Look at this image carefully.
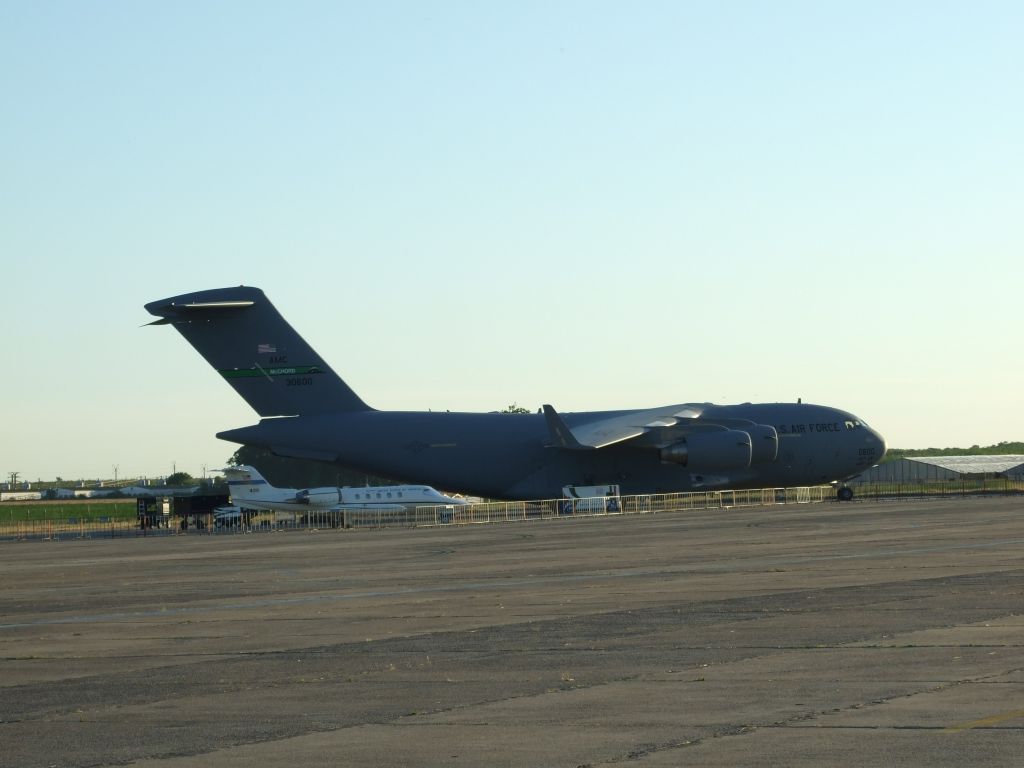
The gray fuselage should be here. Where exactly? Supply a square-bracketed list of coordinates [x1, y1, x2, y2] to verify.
[220, 402, 886, 500]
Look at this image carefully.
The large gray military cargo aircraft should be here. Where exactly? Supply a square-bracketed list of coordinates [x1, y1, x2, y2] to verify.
[145, 287, 886, 500]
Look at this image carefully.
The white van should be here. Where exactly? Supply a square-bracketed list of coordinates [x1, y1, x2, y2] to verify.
[560, 484, 621, 514]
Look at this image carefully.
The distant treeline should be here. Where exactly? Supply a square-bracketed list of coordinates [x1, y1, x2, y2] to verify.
[883, 442, 1024, 462]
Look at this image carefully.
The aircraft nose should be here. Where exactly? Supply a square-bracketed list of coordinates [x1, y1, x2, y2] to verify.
[870, 427, 887, 463]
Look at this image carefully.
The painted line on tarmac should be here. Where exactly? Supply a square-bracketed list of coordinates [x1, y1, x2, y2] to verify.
[945, 708, 1024, 732]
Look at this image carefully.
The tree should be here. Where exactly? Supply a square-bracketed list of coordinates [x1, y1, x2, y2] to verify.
[198, 476, 227, 493]
[882, 441, 1024, 462]
[500, 402, 531, 414]
[166, 471, 195, 487]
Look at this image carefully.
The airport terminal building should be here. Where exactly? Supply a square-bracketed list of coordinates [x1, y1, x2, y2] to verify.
[852, 455, 1024, 484]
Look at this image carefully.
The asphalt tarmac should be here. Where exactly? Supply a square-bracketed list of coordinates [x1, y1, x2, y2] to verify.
[2, 496, 1023, 767]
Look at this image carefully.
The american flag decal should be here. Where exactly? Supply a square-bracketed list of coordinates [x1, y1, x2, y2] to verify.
[257, 343, 277, 354]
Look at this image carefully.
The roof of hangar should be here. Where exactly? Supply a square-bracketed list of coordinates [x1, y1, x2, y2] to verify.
[903, 455, 1024, 474]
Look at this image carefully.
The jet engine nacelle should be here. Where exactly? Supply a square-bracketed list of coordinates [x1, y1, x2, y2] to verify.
[660, 429, 753, 470]
[295, 488, 340, 506]
[747, 424, 779, 463]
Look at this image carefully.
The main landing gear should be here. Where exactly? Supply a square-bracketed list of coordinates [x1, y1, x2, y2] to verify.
[836, 486, 855, 502]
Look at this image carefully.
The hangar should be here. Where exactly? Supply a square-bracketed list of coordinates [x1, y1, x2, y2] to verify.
[852, 455, 1024, 484]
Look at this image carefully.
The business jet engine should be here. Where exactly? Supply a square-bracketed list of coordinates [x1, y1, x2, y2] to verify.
[294, 488, 341, 505]
[659, 424, 778, 469]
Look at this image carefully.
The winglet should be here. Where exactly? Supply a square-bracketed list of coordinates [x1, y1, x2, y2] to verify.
[543, 404, 588, 449]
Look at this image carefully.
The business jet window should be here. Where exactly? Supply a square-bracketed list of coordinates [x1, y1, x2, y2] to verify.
[386, 492, 392, 498]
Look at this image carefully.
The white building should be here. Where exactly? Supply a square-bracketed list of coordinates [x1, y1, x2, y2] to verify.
[0, 491, 42, 501]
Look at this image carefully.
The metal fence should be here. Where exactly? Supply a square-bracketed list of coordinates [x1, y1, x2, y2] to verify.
[0, 486, 831, 541]
[344, 485, 827, 528]
[0, 517, 137, 541]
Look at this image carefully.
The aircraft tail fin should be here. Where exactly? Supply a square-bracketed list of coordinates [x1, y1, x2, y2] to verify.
[220, 465, 276, 500]
[145, 286, 371, 417]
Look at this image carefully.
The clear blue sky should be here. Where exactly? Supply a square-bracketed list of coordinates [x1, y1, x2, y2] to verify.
[2, 1, 1021, 482]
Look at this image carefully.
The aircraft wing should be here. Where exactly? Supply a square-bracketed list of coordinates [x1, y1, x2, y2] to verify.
[543, 404, 706, 450]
